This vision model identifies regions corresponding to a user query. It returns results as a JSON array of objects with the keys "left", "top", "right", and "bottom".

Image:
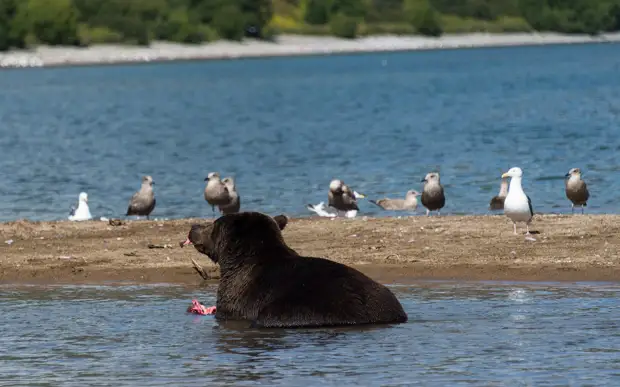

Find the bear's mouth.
[{"left": 179, "top": 237, "right": 193, "bottom": 248}]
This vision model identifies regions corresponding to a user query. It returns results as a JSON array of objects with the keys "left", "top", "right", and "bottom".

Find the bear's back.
[{"left": 216, "top": 254, "right": 407, "bottom": 328}]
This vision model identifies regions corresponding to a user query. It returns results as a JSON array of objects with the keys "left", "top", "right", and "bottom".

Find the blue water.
[
  {"left": 1, "top": 43, "right": 620, "bottom": 221},
  {"left": 0, "top": 282, "right": 618, "bottom": 386}
]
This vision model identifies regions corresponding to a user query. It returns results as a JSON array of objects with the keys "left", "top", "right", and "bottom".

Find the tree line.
[{"left": 1, "top": 0, "right": 619, "bottom": 51}]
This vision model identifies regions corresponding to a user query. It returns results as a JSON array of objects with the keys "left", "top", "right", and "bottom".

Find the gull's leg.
[
  {"left": 513, "top": 222, "right": 517, "bottom": 235},
  {"left": 426, "top": 209, "right": 430, "bottom": 217},
  {"left": 581, "top": 205, "right": 585, "bottom": 215},
  {"left": 571, "top": 204, "right": 574, "bottom": 214},
  {"left": 525, "top": 223, "right": 531, "bottom": 235}
]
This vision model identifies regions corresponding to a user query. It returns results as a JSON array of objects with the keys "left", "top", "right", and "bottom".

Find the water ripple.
[{"left": 0, "top": 282, "right": 618, "bottom": 385}]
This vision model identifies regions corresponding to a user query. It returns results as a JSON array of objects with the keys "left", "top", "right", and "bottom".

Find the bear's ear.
[{"left": 273, "top": 214, "right": 288, "bottom": 231}]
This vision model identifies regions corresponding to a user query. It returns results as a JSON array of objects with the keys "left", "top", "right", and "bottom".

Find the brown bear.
[{"left": 181, "top": 212, "right": 408, "bottom": 328}]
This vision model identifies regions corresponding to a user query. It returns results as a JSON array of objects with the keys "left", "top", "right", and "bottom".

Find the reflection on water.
[{"left": 0, "top": 281, "right": 619, "bottom": 386}]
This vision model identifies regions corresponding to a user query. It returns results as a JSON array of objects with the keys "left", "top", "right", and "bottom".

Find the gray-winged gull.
[
  {"left": 329, "top": 179, "right": 365, "bottom": 217},
  {"left": 308, "top": 179, "right": 365, "bottom": 218},
  {"left": 565, "top": 168, "right": 589, "bottom": 214},
  {"left": 421, "top": 172, "right": 445, "bottom": 216},
  {"left": 126, "top": 175, "right": 156, "bottom": 220},
  {"left": 218, "top": 176, "right": 241, "bottom": 215},
  {"left": 489, "top": 176, "right": 509, "bottom": 211},
  {"left": 370, "top": 190, "right": 419, "bottom": 211},
  {"left": 204, "top": 172, "right": 230, "bottom": 216}
]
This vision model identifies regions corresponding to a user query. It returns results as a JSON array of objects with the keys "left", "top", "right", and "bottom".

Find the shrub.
[
  {"left": 198, "top": 25, "right": 220, "bottom": 42},
  {"left": 156, "top": 8, "right": 209, "bottom": 44},
  {"left": 0, "top": 0, "right": 25, "bottom": 50},
  {"left": 359, "top": 22, "right": 416, "bottom": 36},
  {"left": 15, "top": 0, "right": 81, "bottom": 46},
  {"left": 329, "top": 13, "right": 358, "bottom": 38},
  {"left": 404, "top": 0, "right": 443, "bottom": 36},
  {"left": 78, "top": 25, "right": 123, "bottom": 45},
  {"left": 211, "top": 5, "right": 246, "bottom": 41},
  {"left": 304, "top": 0, "right": 330, "bottom": 25}
]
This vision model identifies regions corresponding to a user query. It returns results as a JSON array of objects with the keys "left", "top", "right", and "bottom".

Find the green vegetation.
[{"left": 0, "top": 0, "right": 619, "bottom": 50}]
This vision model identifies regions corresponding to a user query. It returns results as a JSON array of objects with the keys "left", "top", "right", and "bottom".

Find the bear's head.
[
  {"left": 180, "top": 212, "right": 289, "bottom": 265},
  {"left": 180, "top": 223, "right": 215, "bottom": 256}
]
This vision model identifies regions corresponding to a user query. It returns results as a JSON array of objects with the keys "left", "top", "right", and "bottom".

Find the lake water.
[
  {"left": 1, "top": 43, "right": 620, "bottom": 221},
  {"left": 0, "top": 281, "right": 618, "bottom": 386}
]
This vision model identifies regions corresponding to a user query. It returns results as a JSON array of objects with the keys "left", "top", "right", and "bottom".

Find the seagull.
[
  {"left": 326, "top": 179, "right": 365, "bottom": 217},
  {"left": 421, "top": 172, "right": 445, "bottom": 216},
  {"left": 68, "top": 192, "right": 93, "bottom": 221},
  {"left": 501, "top": 167, "right": 534, "bottom": 235},
  {"left": 370, "top": 190, "right": 420, "bottom": 211},
  {"left": 306, "top": 202, "right": 337, "bottom": 218},
  {"left": 489, "top": 176, "right": 509, "bottom": 211},
  {"left": 218, "top": 176, "right": 241, "bottom": 215},
  {"left": 126, "top": 175, "right": 156, "bottom": 220},
  {"left": 565, "top": 168, "right": 589, "bottom": 214},
  {"left": 204, "top": 172, "right": 230, "bottom": 217}
]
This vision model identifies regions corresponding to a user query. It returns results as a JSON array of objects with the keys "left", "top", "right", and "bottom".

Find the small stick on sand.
[{"left": 191, "top": 257, "right": 210, "bottom": 280}]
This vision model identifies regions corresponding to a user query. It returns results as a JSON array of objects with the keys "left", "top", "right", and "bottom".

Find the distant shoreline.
[{"left": 0, "top": 32, "right": 617, "bottom": 69}]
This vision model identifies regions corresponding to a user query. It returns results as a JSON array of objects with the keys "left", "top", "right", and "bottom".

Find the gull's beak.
[
  {"left": 564, "top": 173, "right": 570, "bottom": 178},
  {"left": 501, "top": 172, "right": 509, "bottom": 178},
  {"left": 420, "top": 178, "right": 426, "bottom": 182},
  {"left": 354, "top": 191, "right": 366, "bottom": 199}
]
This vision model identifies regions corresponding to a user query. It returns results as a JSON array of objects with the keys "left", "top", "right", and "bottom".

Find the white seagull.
[
  {"left": 68, "top": 192, "right": 93, "bottom": 221},
  {"left": 501, "top": 167, "right": 534, "bottom": 235},
  {"left": 306, "top": 202, "right": 337, "bottom": 218},
  {"left": 306, "top": 202, "right": 358, "bottom": 218}
]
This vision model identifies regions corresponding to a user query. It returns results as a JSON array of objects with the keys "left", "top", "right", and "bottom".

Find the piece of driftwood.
[
  {"left": 147, "top": 244, "right": 173, "bottom": 249},
  {"left": 191, "top": 257, "right": 210, "bottom": 280},
  {"left": 109, "top": 219, "right": 124, "bottom": 226}
]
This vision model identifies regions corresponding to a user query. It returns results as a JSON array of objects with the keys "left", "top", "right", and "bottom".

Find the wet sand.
[{"left": 1, "top": 214, "right": 619, "bottom": 285}]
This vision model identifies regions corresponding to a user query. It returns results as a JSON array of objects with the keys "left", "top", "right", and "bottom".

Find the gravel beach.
[{"left": 1, "top": 33, "right": 618, "bottom": 68}]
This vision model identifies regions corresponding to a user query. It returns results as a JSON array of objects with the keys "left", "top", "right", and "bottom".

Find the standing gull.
[
  {"left": 489, "top": 176, "right": 509, "bottom": 211},
  {"left": 218, "top": 176, "right": 241, "bottom": 215},
  {"left": 502, "top": 167, "right": 534, "bottom": 235},
  {"left": 565, "top": 168, "right": 589, "bottom": 214},
  {"left": 68, "top": 192, "right": 93, "bottom": 221},
  {"left": 204, "top": 172, "right": 230, "bottom": 217},
  {"left": 421, "top": 172, "right": 445, "bottom": 216},
  {"left": 370, "top": 190, "right": 420, "bottom": 211},
  {"left": 126, "top": 175, "right": 156, "bottom": 220},
  {"left": 328, "top": 179, "right": 365, "bottom": 217}
]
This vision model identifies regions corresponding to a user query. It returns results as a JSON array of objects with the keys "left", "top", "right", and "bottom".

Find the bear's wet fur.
[{"left": 185, "top": 211, "right": 407, "bottom": 328}]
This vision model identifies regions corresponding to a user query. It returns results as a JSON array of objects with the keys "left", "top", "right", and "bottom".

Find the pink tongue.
[{"left": 181, "top": 237, "right": 192, "bottom": 247}]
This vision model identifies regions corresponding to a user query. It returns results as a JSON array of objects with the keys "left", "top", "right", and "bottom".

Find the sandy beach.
[
  {"left": 1, "top": 33, "right": 618, "bottom": 68},
  {"left": 1, "top": 214, "right": 619, "bottom": 285}
]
